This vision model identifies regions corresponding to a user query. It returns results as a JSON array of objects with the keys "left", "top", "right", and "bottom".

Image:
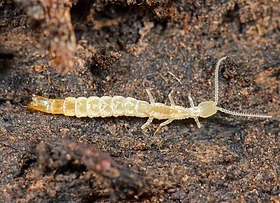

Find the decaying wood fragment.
[
  {"left": 35, "top": 139, "right": 154, "bottom": 200},
  {"left": 40, "top": 0, "right": 77, "bottom": 72}
]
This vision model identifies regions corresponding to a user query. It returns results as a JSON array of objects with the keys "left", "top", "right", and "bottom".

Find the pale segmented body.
[
  {"left": 28, "top": 95, "right": 199, "bottom": 120},
  {"left": 29, "top": 96, "right": 150, "bottom": 118},
  {"left": 28, "top": 57, "right": 272, "bottom": 132}
]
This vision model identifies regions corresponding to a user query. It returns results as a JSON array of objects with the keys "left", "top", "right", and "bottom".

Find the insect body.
[{"left": 28, "top": 57, "right": 272, "bottom": 133}]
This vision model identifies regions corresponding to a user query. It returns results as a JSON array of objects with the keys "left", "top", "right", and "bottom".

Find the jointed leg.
[
  {"left": 188, "top": 93, "right": 195, "bottom": 107},
  {"left": 188, "top": 93, "right": 202, "bottom": 128},
  {"left": 193, "top": 118, "right": 202, "bottom": 128},
  {"left": 154, "top": 119, "right": 174, "bottom": 134},
  {"left": 141, "top": 117, "right": 153, "bottom": 130},
  {"left": 146, "top": 89, "right": 155, "bottom": 104},
  {"left": 168, "top": 89, "right": 176, "bottom": 106}
]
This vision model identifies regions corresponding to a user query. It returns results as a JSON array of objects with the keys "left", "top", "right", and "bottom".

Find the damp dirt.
[{"left": 0, "top": 0, "right": 279, "bottom": 202}]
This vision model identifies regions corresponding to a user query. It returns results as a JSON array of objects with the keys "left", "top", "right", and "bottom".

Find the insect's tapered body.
[
  {"left": 29, "top": 96, "right": 149, "bottom": 118},
  {"left": 28, "top": 95, "right": 195, "bottom": 120}
]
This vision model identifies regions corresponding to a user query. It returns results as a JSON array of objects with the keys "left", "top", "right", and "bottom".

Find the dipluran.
[{"left": 28, "top": 57, "right": 272, "bottom": 133}]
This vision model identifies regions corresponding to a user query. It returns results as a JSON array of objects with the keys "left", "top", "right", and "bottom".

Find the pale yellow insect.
[{"left": 27, "top": 57, "right": 272, "bottom": 133}]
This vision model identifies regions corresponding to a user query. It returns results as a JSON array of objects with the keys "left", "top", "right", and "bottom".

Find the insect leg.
[
  {"left": 146, "top": 89, "right": 155, "bottom": 104},
  {"left": 188, "top": 94, "right": 202, "bottom": 128},
  {"left": 168, "top": 89, "right": 176, "bottom": 106},
  {"left": 155, "top": 119, "right": 174, "bottom": 134},
  {"left": 141, "top": 118, "right": 153, "bottom": 130}
]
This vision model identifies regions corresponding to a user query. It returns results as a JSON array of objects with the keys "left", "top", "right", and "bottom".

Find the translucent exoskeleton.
[{"left": 27, "top": 57, "right": 272, "bottom": 133}]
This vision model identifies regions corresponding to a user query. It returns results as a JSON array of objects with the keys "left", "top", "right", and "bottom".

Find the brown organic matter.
[{"left": 0, "top": 0, "right": 279, "bottom": 202}]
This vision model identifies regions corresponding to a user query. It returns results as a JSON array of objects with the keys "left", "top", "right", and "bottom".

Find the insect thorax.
[{"left": 147, "top": 104, "right": 192, "bottom": 120}]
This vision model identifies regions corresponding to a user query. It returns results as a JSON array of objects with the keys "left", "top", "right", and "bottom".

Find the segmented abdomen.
[{"left": 27, "top": 95, "right": 152, "bottom": 118}]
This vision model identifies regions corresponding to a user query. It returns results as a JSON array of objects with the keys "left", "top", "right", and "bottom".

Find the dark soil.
[{"left": 0, "top": 0, "right": 279, "bottom": 202}]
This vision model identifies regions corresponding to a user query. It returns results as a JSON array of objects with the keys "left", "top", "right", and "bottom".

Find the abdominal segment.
[{"left": 28, "top": 96, "right": 152, "bottom": 118}]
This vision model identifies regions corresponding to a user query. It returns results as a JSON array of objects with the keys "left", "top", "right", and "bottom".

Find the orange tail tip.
[
  {"left": 27, "top": 95, "right": 50, "bottom": 113},
  {"left": 27, "top": 95, "right": 65, "bottom": 114}
]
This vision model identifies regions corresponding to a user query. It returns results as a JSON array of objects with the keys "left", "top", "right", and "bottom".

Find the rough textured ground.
[{"left": 0, "top": 0, "right": 279, "bottom": 202}]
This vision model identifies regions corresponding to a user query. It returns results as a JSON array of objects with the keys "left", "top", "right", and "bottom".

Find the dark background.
[{"left": 0, "top": 0, "right": 279, "bottom": 202}]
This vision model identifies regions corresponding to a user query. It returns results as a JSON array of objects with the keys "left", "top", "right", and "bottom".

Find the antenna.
[
  {"left": 214, "top": 57, "right": 272, "bottom": 119},
  {"left": 214, "top": 56, "right": 227, "bottom": 105},
  {"left": 218, "top": 107, "right": 272, "bottom": 118}
]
